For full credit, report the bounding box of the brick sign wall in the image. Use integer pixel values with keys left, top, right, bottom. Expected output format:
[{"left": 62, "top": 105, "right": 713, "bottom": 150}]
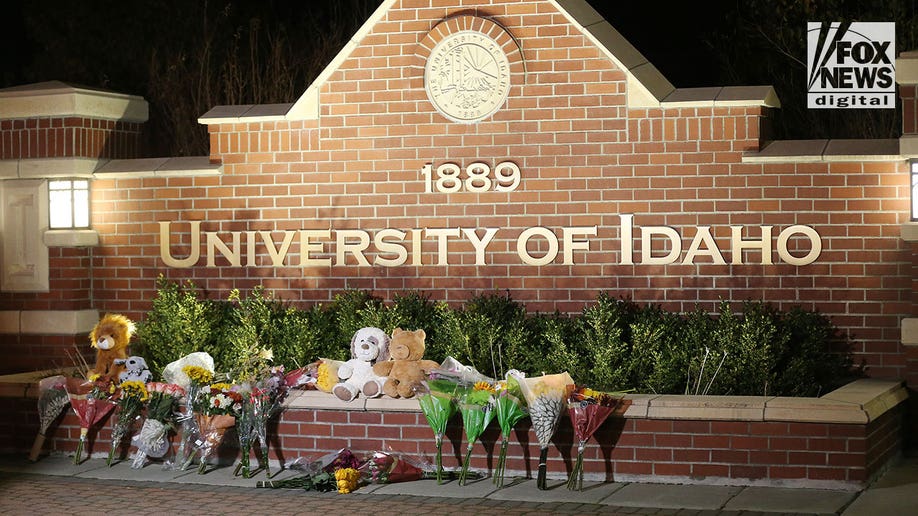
[{"left": 0, "top": 1, "right": 913, "bottom": 379}]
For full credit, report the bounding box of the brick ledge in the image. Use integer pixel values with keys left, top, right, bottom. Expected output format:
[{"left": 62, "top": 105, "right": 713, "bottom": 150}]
[
  {"left": 0, "top": 374, "right": 905, "bottom": 426},
  {"left": 285, "top": 377, "right": 905, "bottom": 425}
]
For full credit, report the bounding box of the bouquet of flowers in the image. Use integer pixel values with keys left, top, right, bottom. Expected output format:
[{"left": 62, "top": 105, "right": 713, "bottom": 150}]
[
  {"left": 513, "top": 371, "right": 574, "bottom": 490},
  {"left": 131, "top": 382, "right": 184, "bottom": 469},
  {"left": 230, "top": 342, "right": 288, "bottom": 478},
  {"left": 335, "top": 468, "right": 361, "bottom": 494},
  {"left": 457, "top": 381, "right": 495, "bottom": 485},
  {"left": 315, "top": 359, "right": 344, "bottom": 393},
  {"left": 192, "top": 382, "right": 241, "bottom": 474},
  {"left": 67, "top": 375, "right": 116, "bottom": 465},
  {"left": 107, "top": 380, "right": 148, "bottom": 466},
  {"left": 257, "top": 448, "right": 361, "bottom": 491},
  {"left": 566, "top": 386, "right": 631, "bottom": 491},
  {"left": 234, "top": 386, "right": 257, "bottom": 478},
  {"left": 248, "top": 366, "right": 288, "bottom": 477},
  {"left": 28, "top": 375, "right": 70, "bottom": 462},
  {"left": 492, "top": 373, "right": 528, "bottom": 488},
  {"left": 416, "top": 380, "right": 458, "bottom": 484},
  {"left": 175, "top": 364, "right": 214, "bottom": 470},
  {"left": 359, "top": 450, "right": 426, "bottom": 484}
]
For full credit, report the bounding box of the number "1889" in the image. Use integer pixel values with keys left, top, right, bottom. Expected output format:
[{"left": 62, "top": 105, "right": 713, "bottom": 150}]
[{"left": 421, "top": 162, "right": 521, "bottom": 193}]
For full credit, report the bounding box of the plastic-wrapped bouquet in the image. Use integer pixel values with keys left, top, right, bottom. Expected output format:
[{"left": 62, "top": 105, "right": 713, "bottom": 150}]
[
  {"left": 457, "top": 381, "right": 495, "bottom": 485},
  {"left": 416, "top": 380, "right": 458, "bottom": 484},
  {"left": 175, "top": 364, "right": 214, "bottom": 470},
  {"left": 257, "top": 448, "right": 362, "bottom": 492},
  {"left": 28, "top": 375, "right": 70, "bottom": 462},
  {"left": 513, "top": 371, "right": 574, "bottom": 490},
  {"left": 107, "top": 380, "right": 148, "bottom": 466},
  {"left": 249, "top": 366, "right": 288, "bottom": 477},
  {"left": 131, "top": 382, "right": 184, "bottom": 469},
  {"left": 192, "top": 382, "right": 241, "bottom": 474},
  {"left": 67, "top": 375, "right": 116, "bottom": 465},
  {"left": 566, "top": 385, "right": 631, "bottom": 490},
  {"left": 492, "top": 372, "right": 528, "bottom": 488},
  {"left": 258, "top": 448, "right": 475, "bottom": 492}
]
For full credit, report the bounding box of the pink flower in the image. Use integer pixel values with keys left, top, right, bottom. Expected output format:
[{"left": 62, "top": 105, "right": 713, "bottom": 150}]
[{"left": 147, "top": 382, "right": 186, "bottom": 398}]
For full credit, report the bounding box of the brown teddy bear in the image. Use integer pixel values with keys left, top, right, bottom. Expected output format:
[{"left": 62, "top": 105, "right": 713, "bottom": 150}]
[
  {"left": 89, "top": 313, "right": 135, "bottom": 381},
  {"left": 372, "top": 328, "right": 439, "bottom": 399}
]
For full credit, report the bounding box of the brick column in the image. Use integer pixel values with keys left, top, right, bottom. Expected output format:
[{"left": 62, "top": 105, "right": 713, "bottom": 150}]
[
  {"left": 897, "top": 50, "right": 918, "bottom": 447},
  {"left": 0, "top": 82, "right": 148, "bottom": 374}
]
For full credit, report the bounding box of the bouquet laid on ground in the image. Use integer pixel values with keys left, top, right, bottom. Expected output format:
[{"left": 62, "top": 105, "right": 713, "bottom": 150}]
[
  {"left": 131, "top": 382, "right": 184, "bottom": 469},
  {"left": 457, "top": 381, "right": 495, "bottom": 485},
  {"left": 28, "top": 375, "right": 70, "bottom": 462},
  {"left": 513, "top": 371, "right": 574, "bottom": 490},
  {"left": 258, "top": 448, "right": 362, "bottom": 492},
  {"left": 566, "top": 385, "right": 631, "bottom": 491},
  {"left": 359, "top": 448, "right": 477, "bottom": 485},
  {"left": 175, "top": 364, "right": 214, "bottom": 470},
  {"left": 258, "top": 448, "right": 473, "bottom": 492},
  {"left": 67, "top": 375, "right": 116, "bottom": 465},
  {"left": 107, "top": 380, "right": 148, "bottom": 466},
  {"left": 192, "top": 382, "right": 242, "bottom": 474},
  {"left": 359, "top": 450, "right": 426, "bottom": 484},
  {"left": 417, "top": 380, "right": 458, "bottom": 484},
  {"left": 492, "top": 372, "right": 528, "bottom": 488}
]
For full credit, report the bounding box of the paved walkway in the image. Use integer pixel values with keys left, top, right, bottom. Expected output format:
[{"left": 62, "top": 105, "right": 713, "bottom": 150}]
[{"left": 0, "top": 452, "right": 916, "bottom": 515}]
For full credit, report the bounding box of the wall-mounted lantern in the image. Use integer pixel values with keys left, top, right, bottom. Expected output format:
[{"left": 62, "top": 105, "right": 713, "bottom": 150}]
[{"left": 49, "top": 179, "right": 90, "bottom": 229}]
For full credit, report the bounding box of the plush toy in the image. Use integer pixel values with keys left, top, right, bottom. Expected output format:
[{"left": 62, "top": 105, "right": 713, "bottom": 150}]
[
  {"left": 115, "top": 356, "right": 152, "bottom": 384},
  {"left": 372, "top": 328, "right": 439, "bottom": 399},
  {"left": 333, "top": 327, "right": 390, "bottom": 402},
  {"left": 89, "top": 313, "right": 134, "bottom": 380}
]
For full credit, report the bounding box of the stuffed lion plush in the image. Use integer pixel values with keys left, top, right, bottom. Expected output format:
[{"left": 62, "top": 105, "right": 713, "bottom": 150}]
[{"left": 89, "top": 313, "right": 135, "bottom": 380}]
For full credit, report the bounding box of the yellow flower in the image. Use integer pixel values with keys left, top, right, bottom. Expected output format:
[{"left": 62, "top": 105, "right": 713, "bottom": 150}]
[
  {"left": 335, "top": 468, "right": 360, "bottom": 493},
  {"left": 473, "top": 381, "right": 496, "bottom": 393},
  {"left": 183, "top": 365, "right": 213, "bottom": 385},
  {"left": 87, "top": 373, "right": 101, "bottom": 382},
  {"left": 258, "top": 348, "right": 274, "bottom": 361},
  {"left": 317, "top": 363, "right": 335, "bottom": 392},
  {"left": 120, "top": 380, "right": 150, "bottom": 402},
  {"left": 582, "top": 387, "right": 600, "bottom": 399}
]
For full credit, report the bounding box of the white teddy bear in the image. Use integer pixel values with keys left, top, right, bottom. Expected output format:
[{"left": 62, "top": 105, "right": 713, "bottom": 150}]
[{"left": 333, "top": 327, "right": 390, "bottom": 402}]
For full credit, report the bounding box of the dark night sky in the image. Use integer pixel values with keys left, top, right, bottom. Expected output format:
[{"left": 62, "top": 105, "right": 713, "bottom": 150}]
[
  {"left": 5, "top": 0, "right": 908, "bottom": 143},
  {"left": 1, "top": 1, "right": 730, "bottom": 91}
]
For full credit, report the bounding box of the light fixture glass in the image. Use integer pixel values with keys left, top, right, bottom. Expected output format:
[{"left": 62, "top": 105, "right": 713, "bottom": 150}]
[{"left": 49, "top": 179, "right": 90, "bottom": 229}]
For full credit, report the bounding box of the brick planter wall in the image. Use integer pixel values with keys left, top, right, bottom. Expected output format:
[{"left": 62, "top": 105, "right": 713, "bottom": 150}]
[{"left": 1, "top": 376, "right": 906, "bottom": 489}]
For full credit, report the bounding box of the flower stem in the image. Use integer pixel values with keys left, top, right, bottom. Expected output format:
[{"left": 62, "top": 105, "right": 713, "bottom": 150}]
[
  {"left": 74, "top": 429, "right": 88, "bottom": 465},
  {"left": 493, "top": 438, "right": 508, "bottom": 487},
  {"left": 537, "top": 447, "right": 549, "bottom": 490},
  {"left": 74, "top": 439, "right": 83, "bottom": 466},
  {"left": 460, "top": 445, "right": 473, "bottom": 485},
  {"left": 435, "top": 438, "right": 443, "bottom": 485},
  {"left": 106, "top": 446, "right": 116, "bottom": 467},
  {"left": 261, "top": 446, "right": 271, "bottom": 477},
  {"left": 567, "top": 448, "right": 584, "bottom": 491}
]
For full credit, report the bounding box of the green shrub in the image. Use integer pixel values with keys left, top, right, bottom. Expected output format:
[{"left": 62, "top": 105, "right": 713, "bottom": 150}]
[
  {"left": 136, "top": 281, "right": 857, "bottom": 396},
  {"left": 135, "top": 276, "right": 223, "bottom": 376}
]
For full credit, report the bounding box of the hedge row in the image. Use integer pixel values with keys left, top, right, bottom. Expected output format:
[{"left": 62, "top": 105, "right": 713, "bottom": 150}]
[{"left": 136, "top": 278, "right": 857, "bottom": 397}]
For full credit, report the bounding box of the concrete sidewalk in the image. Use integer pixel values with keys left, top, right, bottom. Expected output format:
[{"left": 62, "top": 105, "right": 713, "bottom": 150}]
[{"left": 1, "top": 452, "right": 916, "bottom": 515}]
